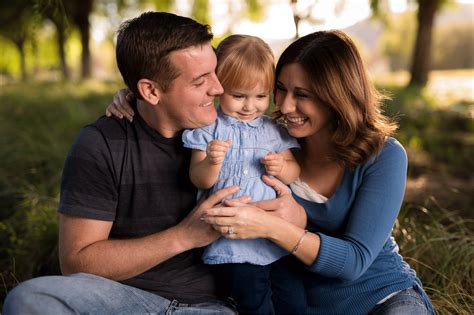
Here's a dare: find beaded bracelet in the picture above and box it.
[291,229,308,254]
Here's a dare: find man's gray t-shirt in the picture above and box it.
[58,109,217,303]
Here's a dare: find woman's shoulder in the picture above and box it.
[380,137,407,159]
[369,137,407,169]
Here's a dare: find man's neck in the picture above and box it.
[136,100,179,138]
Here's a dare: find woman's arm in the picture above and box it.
[202,175,317,265]
[304,141,408,280]
[203,142,407,281]
[105,89,135,121]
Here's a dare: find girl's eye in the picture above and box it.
[257,94,268,99]
[233,94,244,99]
[295,92,308,98]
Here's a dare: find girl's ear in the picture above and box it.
[136,79,161,105]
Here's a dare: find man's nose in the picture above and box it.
[209,73,223,96]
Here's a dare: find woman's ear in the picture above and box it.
[137,79,161,105]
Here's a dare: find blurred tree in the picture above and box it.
[372,0,448,87]
[0,0,38,81]
[432,24,474,70]
[408,0,444,87]
[150,0,173,11]
[192,0,210,25]
[36,0,94,80]
[40,1,71,79]
[290,0,325,39]
[380,12,416,71]
[67,0,94,79]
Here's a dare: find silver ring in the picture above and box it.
[227,226,235,235]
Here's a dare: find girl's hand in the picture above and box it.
[106,89,135,122]
[206,139,232,165]
[261,152,285,177]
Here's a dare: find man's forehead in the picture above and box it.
[169,43,216,77]
[170,43,215,60]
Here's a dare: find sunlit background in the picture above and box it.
[0,1,473,313]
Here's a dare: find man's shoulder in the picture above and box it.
[87,115,128,138]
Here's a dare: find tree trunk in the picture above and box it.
[72,0,93,79]
[14,38,27,81]
[53,19,70,80]
[408,0,440,87]
[291,0,300,39]
[79,18,91,79]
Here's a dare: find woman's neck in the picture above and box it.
[299,133,333,166]
[296,133,345,198]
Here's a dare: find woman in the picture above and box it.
[108,30,435,314]
[203,30,435,314]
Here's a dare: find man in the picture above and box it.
[4,11,235,314]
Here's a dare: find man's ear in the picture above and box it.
[137,79,161,105]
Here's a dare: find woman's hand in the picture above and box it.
[203,200,275,240]
[202,175,307,239]
[105,89,136,122]
[255,175,307,228]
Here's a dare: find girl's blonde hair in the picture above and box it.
[216,35,274,92]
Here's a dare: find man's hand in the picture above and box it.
[175,185,241,249]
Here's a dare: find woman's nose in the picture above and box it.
[279,94,296,114]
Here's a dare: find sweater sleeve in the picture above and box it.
[307,139,408,281]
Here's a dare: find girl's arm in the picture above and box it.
[261,149,300,184]
[189,139,232,189]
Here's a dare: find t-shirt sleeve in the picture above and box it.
[182,124,216,151]
[58,125,118,221]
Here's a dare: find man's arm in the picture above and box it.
[59,185,240,280]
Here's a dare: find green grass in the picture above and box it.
[0,81,122,306]
[0,80,472,313]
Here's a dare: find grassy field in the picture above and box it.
[0,78,472,313]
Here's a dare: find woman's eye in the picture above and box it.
[194,80,204,87]
[295,92,308,98]
[275,85,286,91]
